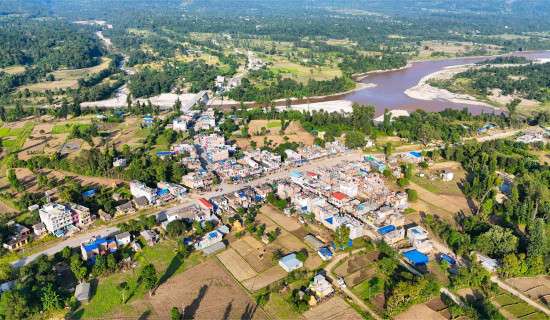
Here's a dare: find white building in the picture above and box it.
[441,170,454,182]
[130,180,157,203]
[173,117,188,132]
[284,149,301,162]
[39,203,73,234]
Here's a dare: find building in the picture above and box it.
[75,282,91,302]
[515,131,545,144]
[173,117,188,132]
[141,230,159,245]
[181,172,216,189]
[130,180,157,203]
[80,237,116,260]
[318,248,333,261]
[33,222,47,236]
[197,230,224,250]
[279,253,303,272]
[329,192,349,208]
[309,274,334,299]
[403,249,429,266]
[441,170,454,182]
[115,232,132,246]
[402,152,424,164]
[2,235,29,251]
[366,156,387,172]
[133,196,150,209]
[65,203,91,225]
[39,203,73,235]
[116,202,136,216]
[113,158,128,167]
[157,181,187,198]
[383,228,405,245]
[304,235,324,250]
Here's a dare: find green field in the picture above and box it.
[0,128,24,137]
[52,123,90,134]
[72,271,147,319]
[133,128,151,138]
[267,121,282,128]
[1,139,15,147]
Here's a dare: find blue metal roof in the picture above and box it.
[378,225,396,235]
[324,217,333,225]
[255,195,262,200]
[84,243,98,252]
[409,152,422,158]
[403,250,429,266]
[156,151,171,155]
[441,254,456,264]
[209,232,217,238]
[319,248,332,256]
[82,190,95,196]
[96,238,107,245]
[290,171,303,178]
[157,189,169,195]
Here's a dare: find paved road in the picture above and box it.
[11,227,119,268]
[492,276,550,315]
[325,248,383,320]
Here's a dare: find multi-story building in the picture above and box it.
[130,180,157,203]
[181,172,216,189]
[173,117,188,132]
[64,203,91,225]
[170,143,197,158]
[157,181,187,198]
[198,134,225,150]
[205,146,230,162]
[39,203,73,234]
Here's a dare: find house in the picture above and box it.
[65,203,91,225]
[402,152,424,164]
[112,193,123,201]
[198,198,214,212]
[133,196,150,209]
[75,282,91,302]
[309,274,334,299]
[403,249,429,266]
[2,235,29,251]
[80,237,115,260]
[318,248,333,261]
[516,132,545,144]
[441,170,454,182]
[39,203,73,235]
[115,232,132,246]
[130,180,157,203]
[197,230,224,250]
[181,172,216,189]
[98,210,112,222]
[471,251,501,272]
[113,158,128,167]
[33,222,47,236]
[279,253,303,272]
[329,192,349,208]
[383,228,405,246]
[140,230,159,245]
[116,201,136,216]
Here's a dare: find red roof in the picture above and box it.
[306,171,317,177]
[331,192,348,200]
[198,198,213,208]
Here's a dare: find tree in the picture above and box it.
[526,218,547,260]
[107,254,117,272]
[0,290,29,319]
[296,251,307,262]
[166,220,186,237]
[474,226,518,258]
[344,131,366,149]
[140,263,158,294]
[271,249,283,262]
[41,284,60,311]
[171,307,181,320]
[397,178,409,187]
[0,262,12,281]
[407,189,419,201]
[405,164,414,179]
[61,246,72,261]
[385,142,392,157]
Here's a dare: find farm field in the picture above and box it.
[262,293,304,320]
[236,120,314,150]
[492,293,547,320]
[17,57,112,93]
[505,276,550,305]
[217,247,258,281]
[242,265,286,292]
[302,296,362,320]
[393,303,446,320]
[149,258,268,319]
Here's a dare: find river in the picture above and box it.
[338,51,550,115]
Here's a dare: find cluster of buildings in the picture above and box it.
[515,131,547,144]
[126,180,188,209]
[37,202,93,237]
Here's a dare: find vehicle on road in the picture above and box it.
[337,277,346,288]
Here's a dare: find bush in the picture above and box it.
[397,178,409,187]
[407,189,419,201]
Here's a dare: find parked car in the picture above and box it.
[337,277,346,288]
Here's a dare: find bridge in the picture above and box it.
[182,90,209,112]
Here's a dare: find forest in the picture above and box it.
[434,61,550,103]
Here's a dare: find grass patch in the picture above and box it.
[267,121,282,128]
[0,128,24,138]
[503,302,541,318]
[263,292,302,319]
[52,123,89,134]
[3,121,34,163]
[72,271,147,319]
[133,128,150,138]
[493,294,517,307]
[1,139,15,147]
